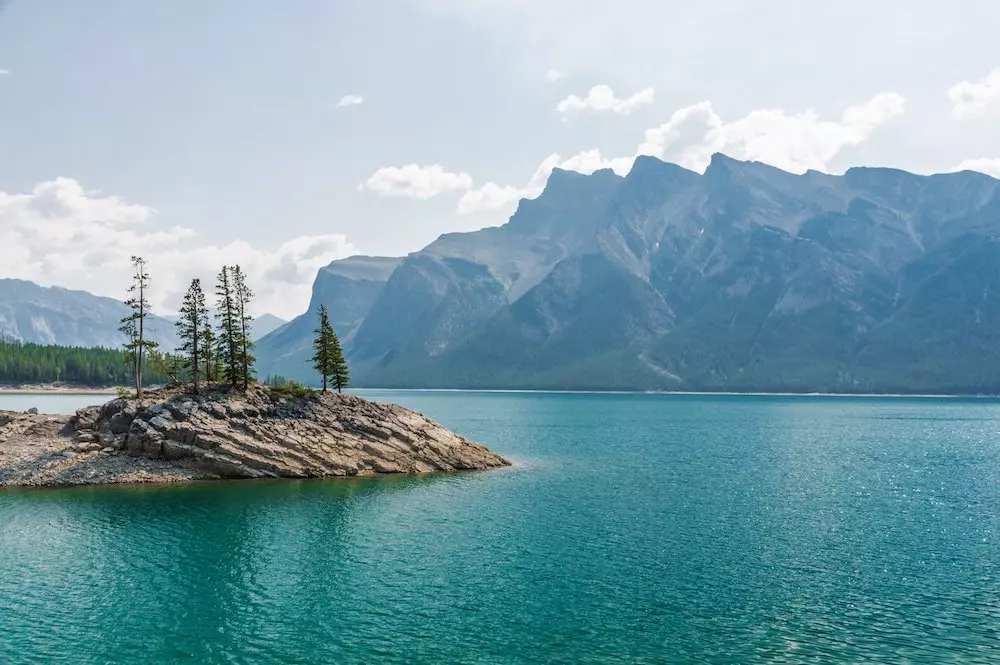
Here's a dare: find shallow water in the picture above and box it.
[3,391,1000,663]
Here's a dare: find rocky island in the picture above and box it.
[0,386,509,487]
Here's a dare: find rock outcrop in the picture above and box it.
[0,387,509,487]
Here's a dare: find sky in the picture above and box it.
[1,0,999,318]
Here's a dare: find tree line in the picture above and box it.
[0,337,173,387]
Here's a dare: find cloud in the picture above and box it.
[637,92,906,173]
[457,92,905,214]
[952,157,1000,178]
[0,69,8,76]
[0,178,356,320]
[363,164,473,199]
[557,84,655,117]
[948,69,1000,119]
[337,94,364,107]
[545,69,566,82]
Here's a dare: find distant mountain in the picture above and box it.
[0,279,179,349]
[264,154,1000,393]
[250,313,286,340]
[255,256,400,380]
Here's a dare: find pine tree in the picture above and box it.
[311,304,335,393]
[231,265,256,391]
[330,322,350,394]
[118,256,159,397]
[215,266,240,388]
[201,321,218,384]
[176,278,208,394]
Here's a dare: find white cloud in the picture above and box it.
[948,69,1000,119]
[557,84,655,117]
[0,178,356,320]
[545,69,566,82]
[337,94,365,107]
[952,157,1000,178]
[637,93,906,173]
[458,92,905,214]
[363,163,473,199]
[0,69,9,76]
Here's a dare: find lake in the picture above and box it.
[3,391,1000,663]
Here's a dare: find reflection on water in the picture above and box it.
[4,391,1000,663]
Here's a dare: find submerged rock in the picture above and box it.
[0,386,509,487]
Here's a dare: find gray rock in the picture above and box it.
[148,416,172,432]
[106,404,138,435]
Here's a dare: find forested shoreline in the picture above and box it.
[0,338,171,387]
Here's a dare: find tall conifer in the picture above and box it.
[232,265,256,391]
[176,278,208,394]
[215,266,240,388]
[311,304,335,393]
[118,256,158,397]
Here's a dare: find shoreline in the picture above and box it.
[1,386,999,399]
[0,387,117,395]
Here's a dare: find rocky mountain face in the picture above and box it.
[255,256,400,380]
[0,279,179,349]
[257,154,1000,393]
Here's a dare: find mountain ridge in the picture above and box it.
[256,153,1000,393]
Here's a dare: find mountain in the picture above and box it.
[250,313,286,340]
[0,279,179,349]
[255,256,400,381]
[258,155,1000,393]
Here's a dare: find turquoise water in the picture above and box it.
[3,391,1000,663]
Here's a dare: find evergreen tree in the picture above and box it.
[118,256,158,397]
[232,265,256,391]
[311,304,335,393]
[330,322,350,394]
[215,266,240,388]
[176,278,208,393]
[201,321,218,384]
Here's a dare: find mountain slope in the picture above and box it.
[277,155,1000,393]
[255,256,399,381]
[0,279,179,349]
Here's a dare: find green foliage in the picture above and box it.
[0,338,173,387]
[115,386,132,399]
[215,265,256,391]
[232,265,256,391]
[265,379,315,400]
[311,304,350,393]
[264,373,292,387]
[176,278,209,393]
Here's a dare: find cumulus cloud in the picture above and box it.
[952,157,1000,178]
[363,164,473,199]
[457,92,905,214]
[557,84,655,117]
[545,69,566,82]
[0,178,356,320]
[637,92,906,173]
[948,69,1000,119]
[337,94,364,107]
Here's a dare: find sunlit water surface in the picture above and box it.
[3,391,1000,663]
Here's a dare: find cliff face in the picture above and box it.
[0,387,508,486]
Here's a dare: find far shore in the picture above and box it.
[0,385,118,395]
[2,384,997,400]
